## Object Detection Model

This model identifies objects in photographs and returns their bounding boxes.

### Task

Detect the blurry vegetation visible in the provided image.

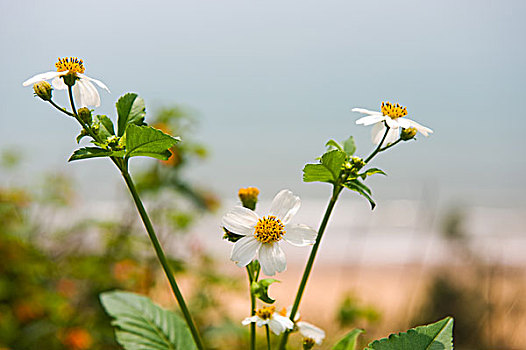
[0,106,243,349]
[337,293,380,328]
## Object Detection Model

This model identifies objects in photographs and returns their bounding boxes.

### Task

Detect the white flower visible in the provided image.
[23,57,109,108]
[352,102,433,147]
[278,307,326,345]
[222,189,316,276]
[242,306,294,335]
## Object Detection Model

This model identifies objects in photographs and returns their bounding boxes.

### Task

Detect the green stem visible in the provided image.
[364,125,390,163]
[247,265,256,350]
[121,171,205,350]
[278,186,343,349]
[378,138,402,152]
[265,324,271,350]
[48,99,74,117]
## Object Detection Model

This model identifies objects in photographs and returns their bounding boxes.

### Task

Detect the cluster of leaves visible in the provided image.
[303,136,386,209]
[71,93,180,163]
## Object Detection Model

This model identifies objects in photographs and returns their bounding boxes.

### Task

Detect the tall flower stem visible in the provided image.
[64,87,205,350]
[265,324,271,350]
[246,265,257,350]
[364,125,390,163]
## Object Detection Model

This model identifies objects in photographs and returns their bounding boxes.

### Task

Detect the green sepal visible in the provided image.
[251,278,280,304]
[303,149,347,184]
[68,147,113,162]
[343,136,356,156]
[332,328,364,350]
[365,316,454,350]
[95,115,115,139]
[116,93,146,137]
[325,139,344,152]
[344,179,376,209]
[359,167,387,180]
[125,125,180,161]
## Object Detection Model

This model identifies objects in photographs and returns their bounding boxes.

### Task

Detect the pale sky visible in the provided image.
[1,0,525,207]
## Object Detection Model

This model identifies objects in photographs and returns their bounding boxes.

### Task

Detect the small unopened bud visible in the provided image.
[303,338,316,350]
[401,127,417,141]
[350,156,365,170]
[33,81,52,101]
[78,108,92,125]
[238,187,260,210]
[106,135,121,149]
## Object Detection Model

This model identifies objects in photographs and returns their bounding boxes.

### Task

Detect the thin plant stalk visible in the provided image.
[247,265,256,350]
[265,324,271,350]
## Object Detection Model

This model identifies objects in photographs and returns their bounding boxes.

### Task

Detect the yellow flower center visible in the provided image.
[381,102,407,119]
[55,57,85,74]
[256,306,276,320]
[254,216,285,243]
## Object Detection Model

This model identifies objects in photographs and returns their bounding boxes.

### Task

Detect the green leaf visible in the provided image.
[343,136,356,156]
[100,290,197,350]
[345,179,376,209]
[68,147,112,162]
[76,130,88,144]
[251,279,280,304]
[125,125,180,160]
[322,150,347,179]
[332,328,364,350]
[303,149,347,184]
[325,139,344,152]
[303,164,334,183]
[117,93,147,137]
[359,168,387,179]
[365,316,454,350]
[95,115,116,139]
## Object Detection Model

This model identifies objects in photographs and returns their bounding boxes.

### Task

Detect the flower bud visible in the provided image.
[238,187,259,210]
[33,81,52,101]
[303,338,316,350]
[350,156,365,170]
[401,127,417,141]
[78,108,92,125]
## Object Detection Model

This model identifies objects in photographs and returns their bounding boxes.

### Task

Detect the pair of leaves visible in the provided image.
[100,290,197,350]
[333,317,453,350]
[326,136,356,156]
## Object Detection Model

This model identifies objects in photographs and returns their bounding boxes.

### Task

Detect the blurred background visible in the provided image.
[1,0,525,349]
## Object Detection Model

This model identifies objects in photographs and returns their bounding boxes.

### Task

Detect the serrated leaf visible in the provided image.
[365,316,453,350]
[117,93,146,137]
[303,149,346,184]
[100,290,197,350]
[345,179,376,209]
[125,125,180,160]
[322,149,347,179]
[303,164,334,183]
[95,115,115,139]
[251,279,280,304]
[332,328,364,350]
[326,139,344,152]
[343,136,356,155]
[68,147,112,162]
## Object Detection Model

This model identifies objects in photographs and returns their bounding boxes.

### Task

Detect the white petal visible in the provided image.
[395,118,411,128]
[242,316,260,326]
[283,224,316,246]
[73,83,83,108]
[231,236,261,267]
[351,108,382,115]
[78,79,101,107]
[269,315,294,335]
[384,117,400,129]
[371,123,387,145]
[356,115,385,126]
[407,119,433,136]
[384,128,399,146]
[222,206,259,236]
[269,189,300,224]
[79,73,110,93]
[52,76,67,90]
[256,319,268,328]
[258,242,286,276]
[22,71,62,86]
[297,321,326,344]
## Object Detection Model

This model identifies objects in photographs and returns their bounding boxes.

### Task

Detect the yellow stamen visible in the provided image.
[256,306,276,320]
[254,216,285,243]
[381,101,407,119]
[55,57,85,74]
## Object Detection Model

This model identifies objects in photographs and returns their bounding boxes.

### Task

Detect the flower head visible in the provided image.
[242,306,294,335]
[352,102,433,147]
[222,189,316,276]
[23,57,110,108]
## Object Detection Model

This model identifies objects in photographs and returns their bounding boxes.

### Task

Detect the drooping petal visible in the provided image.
[283,224,316,246]
[269,189,300,224]
[351,108,382,115]
[256,318,269,328]
[22,71,62,86]
[355,114,385,126]
[384,116,400,129]
[231,236,261,267]
[270,315,294,335]
[395,117,411,129]
[222,206,259,236]
[384,128,399,145]
[79,73,110,93]
[77,79,101,107]
[371,123,399,147]
[407,119,433,136]
[52,76,67,90]
[258,242,286,276]
[297,321,326,344]
[242,316,260,326]
[72,83,83,108]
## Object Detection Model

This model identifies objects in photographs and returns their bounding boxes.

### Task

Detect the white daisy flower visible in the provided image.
[352,102,433,147]
[222,189,316,276]
[242,306,294,335]
[23,57,110,108]
[278,307,326,345]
